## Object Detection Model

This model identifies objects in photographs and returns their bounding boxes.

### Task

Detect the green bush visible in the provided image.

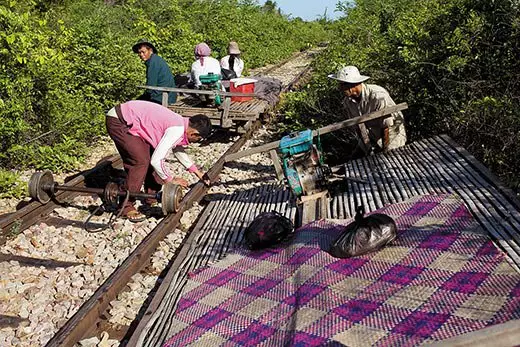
[0,0,329,197]
[7,135,87,172]
[0,169,26,199]
[280,0,520,190]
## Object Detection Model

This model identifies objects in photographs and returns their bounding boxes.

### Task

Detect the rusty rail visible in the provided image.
[44,121,261,347]
[0,154,122,245]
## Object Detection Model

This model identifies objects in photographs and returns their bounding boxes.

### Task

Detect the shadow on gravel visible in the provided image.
[44,216,109,233]
[223,161,273,173]
[203,184,290,204]
[15,200,32,211]
[211,176,278,189]
[0,252,84,268]
[199,128,241,145]
[0,315,29,329]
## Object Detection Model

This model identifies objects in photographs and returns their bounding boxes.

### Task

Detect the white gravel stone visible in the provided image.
[77,336,100,346]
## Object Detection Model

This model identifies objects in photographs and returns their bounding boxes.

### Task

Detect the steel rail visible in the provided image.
[0,154,122,245]
[44,120,261,347]
[283,64,313,92]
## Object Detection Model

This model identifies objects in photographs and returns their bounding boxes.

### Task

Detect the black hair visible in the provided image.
[229,55,236,72]
[132,39,157,54]
[189,114,212,138]
[138,43,154,52]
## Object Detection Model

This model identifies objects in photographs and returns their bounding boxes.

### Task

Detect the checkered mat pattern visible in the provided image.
[163,195,520,346]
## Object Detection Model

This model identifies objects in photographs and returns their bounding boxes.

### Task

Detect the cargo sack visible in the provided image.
[329,206,397,258]
[244,211,294,250]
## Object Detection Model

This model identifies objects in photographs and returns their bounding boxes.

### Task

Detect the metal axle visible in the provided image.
[29,170,183,214]
[42,183,160,200]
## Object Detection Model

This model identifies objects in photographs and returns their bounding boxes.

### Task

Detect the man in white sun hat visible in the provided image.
[328,65,407,153]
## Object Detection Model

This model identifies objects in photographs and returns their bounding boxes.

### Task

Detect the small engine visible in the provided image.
[279,129,331,198]
[199,73,223,106]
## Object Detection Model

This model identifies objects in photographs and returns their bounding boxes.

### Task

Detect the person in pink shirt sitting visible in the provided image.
[105,100,212,222]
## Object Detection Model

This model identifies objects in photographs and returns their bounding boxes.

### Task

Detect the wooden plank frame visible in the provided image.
[225,103,408,162]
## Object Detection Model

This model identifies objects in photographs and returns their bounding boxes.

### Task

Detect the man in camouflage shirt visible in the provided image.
[329,65,407,153]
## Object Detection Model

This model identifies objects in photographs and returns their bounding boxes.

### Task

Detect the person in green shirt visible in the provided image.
[132,39,177,105]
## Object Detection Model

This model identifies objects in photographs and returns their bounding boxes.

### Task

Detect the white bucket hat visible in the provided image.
[328,66,370,84]
[228,41,241,54]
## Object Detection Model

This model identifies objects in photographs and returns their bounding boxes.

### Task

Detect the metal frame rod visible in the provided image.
[224,103,408,162]
[138,85,257,98]
[46,184,159,200]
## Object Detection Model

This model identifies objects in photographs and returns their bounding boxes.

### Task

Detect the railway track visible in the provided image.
[0,48,320,346]
[0,155,123,245]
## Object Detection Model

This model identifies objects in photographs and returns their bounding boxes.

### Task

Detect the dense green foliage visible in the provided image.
[281,0,520,190]
[0,0,328,197]
[0,170,25,199]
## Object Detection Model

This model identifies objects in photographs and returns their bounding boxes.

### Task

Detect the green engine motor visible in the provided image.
[278,129,331,197]
[199,73,223,106]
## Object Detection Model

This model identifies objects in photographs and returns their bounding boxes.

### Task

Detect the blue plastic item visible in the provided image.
[279,129,314,197]
[279,129,313,156]
[282,162,303,196]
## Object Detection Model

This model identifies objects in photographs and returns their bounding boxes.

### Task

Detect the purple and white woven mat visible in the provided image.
[164,195,520,346]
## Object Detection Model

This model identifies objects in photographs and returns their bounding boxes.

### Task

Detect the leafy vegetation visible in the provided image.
[0,169,26,199]
[0,0,329,197]
[280,0,520,190]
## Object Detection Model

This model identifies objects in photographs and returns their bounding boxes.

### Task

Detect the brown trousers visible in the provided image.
[105,106,161,212]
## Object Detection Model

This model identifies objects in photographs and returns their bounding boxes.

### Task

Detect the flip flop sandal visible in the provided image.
[125,210,146,223]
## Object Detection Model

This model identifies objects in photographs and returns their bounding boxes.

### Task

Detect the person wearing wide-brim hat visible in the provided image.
[328,65,407,153]
[220,41,244,78]
[133,39,177,105]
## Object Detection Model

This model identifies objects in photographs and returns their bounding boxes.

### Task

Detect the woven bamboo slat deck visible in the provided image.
[128,135,520,346]
[330,135,520,268]
[128,185,296,347]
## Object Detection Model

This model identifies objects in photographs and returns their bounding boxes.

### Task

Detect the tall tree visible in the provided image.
[262,0,278,13]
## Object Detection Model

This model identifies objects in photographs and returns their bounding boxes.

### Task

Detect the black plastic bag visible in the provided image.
[221,68,237,81]
[244,211,294,250]
[329,206,397,258]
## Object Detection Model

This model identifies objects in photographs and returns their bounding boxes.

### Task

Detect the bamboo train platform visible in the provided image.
[168,96,269,124]
[127,134,520,346]
[138,85,271,129]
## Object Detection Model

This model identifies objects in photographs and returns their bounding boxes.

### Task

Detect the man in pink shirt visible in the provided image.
[106,100,212,222]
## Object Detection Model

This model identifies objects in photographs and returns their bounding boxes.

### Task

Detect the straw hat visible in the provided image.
[228,41,241,54]
[328,66,370,84]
